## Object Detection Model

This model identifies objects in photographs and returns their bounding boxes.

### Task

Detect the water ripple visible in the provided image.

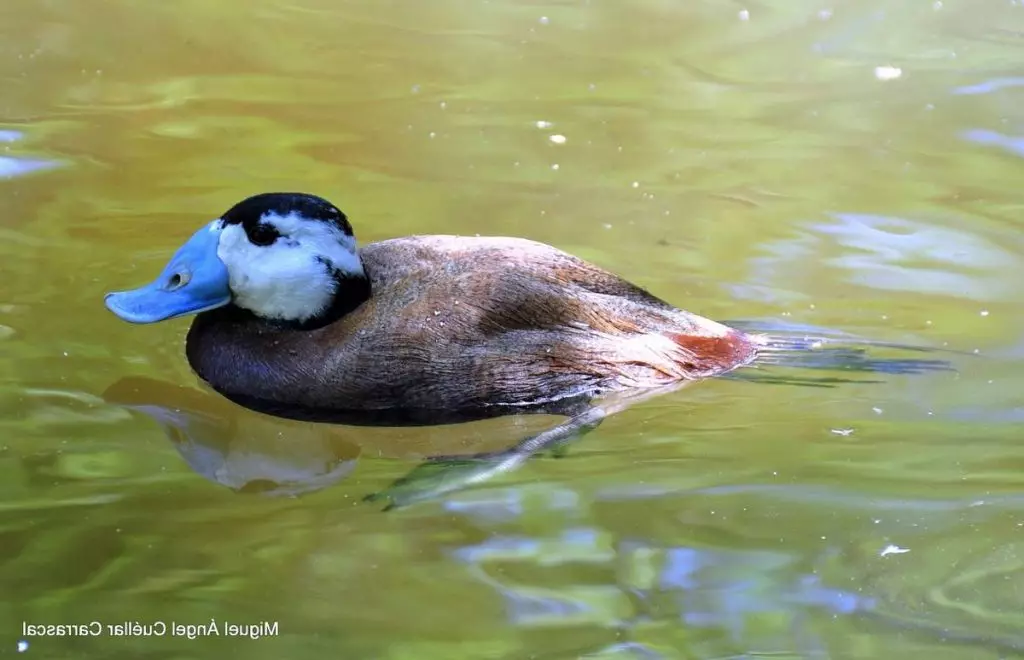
[961,128,1024,158]
[951,77,1024,96]
[0,129,62,179]
[814,212,1019,301]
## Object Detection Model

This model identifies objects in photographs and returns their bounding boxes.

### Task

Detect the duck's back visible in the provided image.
[343,236,756,408]
[187,235,757,421]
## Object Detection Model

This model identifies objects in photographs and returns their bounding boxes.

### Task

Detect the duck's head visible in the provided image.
[105,192,366,326]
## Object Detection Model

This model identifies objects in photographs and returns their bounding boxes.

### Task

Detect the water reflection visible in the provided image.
[100,312,961,506]
[961,128,1024,159]
[3,0,1024,656]
[455,521,869,655]
[101,375,570,505]
[741,212,1022,304]
[816,212,1018,299]
[101,322,956,510]
[952,78,1024,96]
[0,129,61,179]
[103,377,360,496]
[446,482,1024,657]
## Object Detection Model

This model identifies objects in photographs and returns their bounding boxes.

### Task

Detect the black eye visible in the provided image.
[248,223,280,247]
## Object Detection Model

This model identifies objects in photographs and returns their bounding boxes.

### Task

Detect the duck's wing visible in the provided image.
[364,236,758,386]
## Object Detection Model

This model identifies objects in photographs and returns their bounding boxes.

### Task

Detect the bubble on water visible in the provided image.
[631,181,640,188]
[738,9,750,20]
[831,428,854,437]
[535,120,553,129]
[549,134,566,144]
[551,163,560,170]
[539,16,549,25]
[17,640,28,653]
[980,309,990,316]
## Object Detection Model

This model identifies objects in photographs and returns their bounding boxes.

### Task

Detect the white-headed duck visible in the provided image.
[105,192,765,425]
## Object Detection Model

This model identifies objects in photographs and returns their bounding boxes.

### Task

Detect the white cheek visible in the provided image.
[263,211,364,279]
[216,224,336,322]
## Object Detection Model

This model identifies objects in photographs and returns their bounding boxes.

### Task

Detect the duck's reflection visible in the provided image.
[104,377,360,496]
[104,320,956,507]
[102,376,572,506]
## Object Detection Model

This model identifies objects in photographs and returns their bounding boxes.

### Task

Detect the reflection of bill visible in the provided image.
[104,376,359,497]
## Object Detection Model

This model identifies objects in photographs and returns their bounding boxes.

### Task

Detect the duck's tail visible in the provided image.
[722,319,962,387]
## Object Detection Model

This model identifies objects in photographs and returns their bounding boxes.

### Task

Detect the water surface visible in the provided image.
[2,0,1023,658]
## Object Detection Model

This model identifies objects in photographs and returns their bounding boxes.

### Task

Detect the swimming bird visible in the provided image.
[104,192,764,421]
[104,192,954,507]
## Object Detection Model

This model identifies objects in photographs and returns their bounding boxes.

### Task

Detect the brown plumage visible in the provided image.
[184,235,759,422]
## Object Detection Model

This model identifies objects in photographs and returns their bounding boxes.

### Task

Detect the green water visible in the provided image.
[2,0,1023,658]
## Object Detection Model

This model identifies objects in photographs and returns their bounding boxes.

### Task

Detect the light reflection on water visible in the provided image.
[0,129,61,179]
[952,78,1024,96]
[961,128,1024,159]
[740,212,1022,306]
[445,483,1024,657]
[816,213,1019,300]
[56,364,1020,658]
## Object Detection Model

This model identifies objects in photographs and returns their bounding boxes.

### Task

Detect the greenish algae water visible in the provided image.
[1,0,1023,658]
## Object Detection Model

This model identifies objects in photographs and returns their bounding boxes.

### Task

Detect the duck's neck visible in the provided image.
[301,271,371,330]
[183,271,371,409]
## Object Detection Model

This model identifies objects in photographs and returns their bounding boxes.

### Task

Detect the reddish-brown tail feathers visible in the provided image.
[664,330,759,377]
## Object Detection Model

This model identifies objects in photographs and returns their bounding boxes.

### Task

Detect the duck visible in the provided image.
[104,192,764,424]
